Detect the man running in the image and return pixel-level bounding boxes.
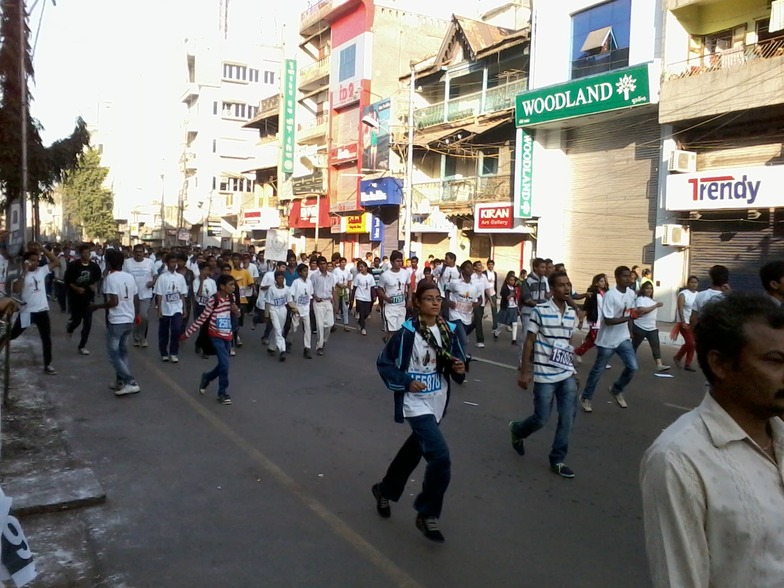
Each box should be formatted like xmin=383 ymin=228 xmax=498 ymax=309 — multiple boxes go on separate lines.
xmin=377 ymin=250 xmax=409 ymax=341
xmin=64 ymin=244 xmax=102 ymax=355
xmin=123 ymin=244 xmax=155 ymax=348
xmin=289 ymin=263 xmax=314 ymax=358
xmin=153 ymin=254 xmax=189 ymax=363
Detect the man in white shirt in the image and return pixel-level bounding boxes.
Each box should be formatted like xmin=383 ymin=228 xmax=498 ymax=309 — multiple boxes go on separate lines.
xmin=641 ymin=293 xmax=784 ymax=588
xmin=579 ymin=265 xmax=638 ymax=412
xmin=438 ymin=252 xmax=460 ymax=319
xmin=470 ymin=260 xmax=493 ymax=349
xmin=123 ymin=244 xmax=155 ymax=347
xmin=447 ymin=260 xmax=482 ymax=354
xmin=92 ymin=249 xmax=141 ymax=396
xmin=289 ymin=263 xmax=314 ymax=358
xmin=310 ymin=256 xmax=336 ymax=355
xmin=377 ymin=251 xmax=409 ymax=339
xmin=690 ymin=264 xmax=730 ymax=325
xmin=484 ymin=259 xmax=499 ymax=338
xmin=333 ymin=257 xmax=353 ymax=332
xmin=153 ymin=254 xmax=189 ymax=363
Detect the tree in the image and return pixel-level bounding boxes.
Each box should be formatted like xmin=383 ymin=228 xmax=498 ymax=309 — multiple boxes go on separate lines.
xmin=60 ymin=147 xmax=116 ymax=241
xmin=0 ymin=0 xmax=89 ymax=235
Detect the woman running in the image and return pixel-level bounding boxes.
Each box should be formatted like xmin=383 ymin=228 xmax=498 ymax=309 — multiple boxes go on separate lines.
xmin=672 ymin=275 xmax=698 ymax=371
xmin=575 ymin=273 xmax=607 ymax=362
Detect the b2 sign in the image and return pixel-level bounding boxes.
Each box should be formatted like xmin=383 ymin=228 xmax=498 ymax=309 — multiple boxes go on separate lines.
xmin=666 ymin=165 xmax=784 ymax=211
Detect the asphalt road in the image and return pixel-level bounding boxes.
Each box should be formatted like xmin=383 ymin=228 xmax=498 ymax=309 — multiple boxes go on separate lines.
xmin=34 ymin=308 xmax=706 ymax=588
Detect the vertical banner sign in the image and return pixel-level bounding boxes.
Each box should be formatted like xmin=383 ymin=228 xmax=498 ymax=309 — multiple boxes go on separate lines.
xmin=280 ymin=59 xmax=297 ymax=174
xmin=515 ymin=128 xmax=534 ymax=219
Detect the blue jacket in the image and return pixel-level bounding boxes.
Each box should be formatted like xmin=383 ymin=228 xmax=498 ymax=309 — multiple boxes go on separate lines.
xmin=376 ymin=318 xmax=466 ymax=423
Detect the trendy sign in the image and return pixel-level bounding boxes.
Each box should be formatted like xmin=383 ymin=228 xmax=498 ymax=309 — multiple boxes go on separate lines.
xmin=515 ymin=63 xmax=658 ymax=126
xmin=475 ymin=203 xmax=514 ymax=230
xmin=665 ymin=165 xmax=784 ymax=211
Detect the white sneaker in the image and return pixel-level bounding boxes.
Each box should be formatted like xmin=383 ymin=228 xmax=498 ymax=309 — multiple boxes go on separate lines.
xmin=579 ymin=396 xmax=592 ymax=413
xmin=230 ymin=349 xmax=236 ymax=357
xmin=361 ymin=329 xmax=367 ymax=336
xmin=78 ymin=348 xmax=90 ymax=355
xmin=115 ymin=383 xmax=141 ymax=396
xmin=170 ymin=355 xmax=179 ymax=363
xmin=605 ymin=364 xmax=612 ymax=369
xmin=609 ymin=385 xmax=628 ymax=408
xmin=657 ymin=364 xmax=671 ymax=372
xmin=477 ymin=342 xmax=486 ymax=348
xmin=161 ymin=355 xmax=169 ymax=362
xmin=141 ymin=339 xmax=149 ymax=348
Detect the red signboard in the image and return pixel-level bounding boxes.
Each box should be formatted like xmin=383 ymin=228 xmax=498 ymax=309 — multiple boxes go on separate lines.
xmin=475 ymin=203 xmax=514 ymax=230
xmin=289 ymin=197 xmax=331 ymax=229
xmin=330 ymin=142 xmax=358 ymax=165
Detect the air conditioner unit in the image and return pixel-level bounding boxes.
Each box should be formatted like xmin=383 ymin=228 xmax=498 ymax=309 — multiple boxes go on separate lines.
xmin=668 ymin=150 xmax=697 ymax=173
xmin=662 ymin=224 xmax=689 ymax=247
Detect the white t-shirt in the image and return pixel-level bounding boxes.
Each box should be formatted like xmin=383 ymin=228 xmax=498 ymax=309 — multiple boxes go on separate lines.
xmin=333 ymin=267 xmax=352 ymax=288
xmin=265 ymin=284 xmax=291 ymax=309
xmin=247 ymin=263 xmax=259 ymax=281
xmin=192 ymin=277 xmax=217 ymax=307
xmin=153 ymin=271 xmax=188 ymax=316
xmin=471 ymin=273 xmax=490 ymax=303
xmin=634 ymin=296 xmax=658 ymax=331
xmin=122 ymin=257 xmax=155 ymax=300
xmin=679 ymin=289 xmax=698 ymax=323
xmin=20 ymin=265 xmax=50 ymax=313
xmin=403 ymin=326 xmax=448 ymax=422
xmin=438 ymin=265 xmax=460 ymax=296
xmin=447 ymin=280 xmax=480 ymax=326
xmin=596 ymin=286 xmax=636 ymax=348
xmin=289 ymin=278 xmax=313 ymax=313
xmin=378 ymin=269 xmax=408 ymax=306
xmin=485 ymin=270 xmax=497 ymax=296
xmin=103 ymin=271 xmax=138 ymax=324
xmin=693 ymin=288 xmax=724 ymax=315
xmin=353 ymin=273 xmax=376 ymax=302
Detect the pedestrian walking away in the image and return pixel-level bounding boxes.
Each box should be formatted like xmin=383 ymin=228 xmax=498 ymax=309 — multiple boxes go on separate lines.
xmin=510 ymin=271 xmax=579 ymax=478
xmin=579 ymin=265 xmax=638 ymax=412
xmin=153 ymin=254 xmax=189 ymax=363
xmin=64 ymin=243 xmax=102 ymax=355
xmin=372 ymin=280 xmax=466 ymax=543
xmin=641 ymin=293 xmax=784 ymax=588
xmin=10 ymin=245 xmax=60 ymax=374
xmin=181 ymin=274 xmax=241 ymax=405
xmin=91 ymin=249 xmax=142 ymax=397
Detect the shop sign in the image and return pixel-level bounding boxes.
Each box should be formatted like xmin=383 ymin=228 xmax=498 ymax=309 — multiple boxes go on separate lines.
xmin=207 ymin=221 xmax=222 ymax=237
xmin=360 ymin=177 xmax=403 ymax=206
xmin=292 ymin=170 xmax=325 ymax=194
xmin=241 ymin=208 xmax=280 ymax=231
xmin=346 ymin=213 xmax=369 ymax=234
xmin=515 ymin=129 xmax=534 ymax=218
xmin=475 ymin=203 xmax=514 ymax=230
xmin=370 ymin=215 xmax=384 ymax=241
xmin=331 ymin=36 xmax=367 ymax=109
xmin=330 ymin=216 xmax=345 ymax=234
xmin=330 ymin=143 xmax=358 ymax=164
xmin=666 ymin=165 xmax=784 ymax=211
xmin=280 ymin=59 xmax=297 ymax=174
xmin=177 ymin=229 xmax=190 ymax=241
xmin=515 ymin=63 xmax=657 ymax=127
xmin=288 ymin=197 xmax=330 ymax=228
xmin=362 ymin=98 xmax=391 ymax=171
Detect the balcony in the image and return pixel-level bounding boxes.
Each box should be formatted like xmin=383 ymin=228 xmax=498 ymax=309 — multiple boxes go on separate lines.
xmin=259 ymin=95 xmax=280 ymax=118
xmin=180 ymin=82 xmax=199 ymax=104
xmin=412 ymin=175 xmax=512 ymax=208
xmin=414 ymin=78 xmax=528 ymax=129
xmin=300 ymin=0 xmax=358 ymax=35
xmin=297 ymin=114 xmax=329 ymax=145
xmin=299 ymin=55 xmax=330 ymax=91
xmin=660 ymin=37 xmax=784 ymax=123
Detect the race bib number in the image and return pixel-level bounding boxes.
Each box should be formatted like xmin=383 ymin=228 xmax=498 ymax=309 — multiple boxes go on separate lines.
xmin=215 ymin=316 xmax=232 ymax=330
xmin=297 ymin=295 xmax=310 ymax=306
xmin=455 ymin=300 xmax=473 ymax=314
xmin=165 ymin=292 xmax=181 ymax=303
xmin=197 ymin=296 xmax=209 ymax=306
xmin=407 ymin=372 xmax=442 ymax=393
xmin=549 ymin=341 xmax=575 ymax=369
xmin=390 ymin=294 xmax=405 ymax=305
xmin=272 ymin=297 xmax=287 ymax=307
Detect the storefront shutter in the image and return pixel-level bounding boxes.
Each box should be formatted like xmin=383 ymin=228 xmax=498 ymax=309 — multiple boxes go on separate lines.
xmin=564 ymin=112 xmax=660 ymax=291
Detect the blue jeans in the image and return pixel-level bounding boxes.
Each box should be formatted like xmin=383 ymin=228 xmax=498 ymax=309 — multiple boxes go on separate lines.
xmin=511 ymin=377 xmax=578 ymax=466
xmin=581 ymin=339 xmax=638 ymax=400
xmin=158 ymin=313 xmax=183 ymax=356
xmin=339 ymin=297 xmax=349 ymax=326
xmin=204 ymin=337 xmax=231 ymax=397
xmin=379 ymin=414 xmax=451 ymax=518
xmin=106 ymin=322 xmax=135 ymax=385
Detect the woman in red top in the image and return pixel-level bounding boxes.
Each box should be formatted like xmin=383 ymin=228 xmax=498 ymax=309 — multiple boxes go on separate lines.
xmin=181 ymin=275 xmax=241 ymax=405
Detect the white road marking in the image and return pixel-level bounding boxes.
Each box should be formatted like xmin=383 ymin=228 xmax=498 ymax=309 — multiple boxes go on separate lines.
xmin=664 ymin=403 xmax=693 ymax=412
xmin=471 ymin=356 xmax=517 ymax=370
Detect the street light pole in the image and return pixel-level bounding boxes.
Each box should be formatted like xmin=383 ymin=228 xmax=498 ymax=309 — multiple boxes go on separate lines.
xmin=403 ymin=65 xmax=415 ymax=257
xmin=19 ymin=0 xmax=28 ymax=245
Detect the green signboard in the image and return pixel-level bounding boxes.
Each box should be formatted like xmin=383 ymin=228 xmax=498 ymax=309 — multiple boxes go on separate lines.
xmin=280 ymin=59 xmax=297 ymax=174
xmin=516 ymin=129 xmax=534 ymax=219
xmin=515 ymin=63 xmax=654 ymax=127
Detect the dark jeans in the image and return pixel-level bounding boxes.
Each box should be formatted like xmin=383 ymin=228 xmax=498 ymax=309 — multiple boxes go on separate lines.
xmin=510 ymin=376 xmax=578 ymax=466
xmin=632 ymin=324 xmax=662 ymax=361
xmin=379 ymin=414 xmax=451 ymax=519
xmin=158 ymin=313 xmax=183 ymax=357
xmin=204 ymin=337 xmax=231 ymax=397
xmin=67 ymin=295 xmax=93 ymax=349
xmin=356 ymin=300 xmax=372 ymax=330
xmin=489 ymin=296 xmax=498 ymax=331
xmin=472 ymin=304 xmax=485 ymax=343
xmin=453 ymin=320 xmax=474 ymax=353
xmin=53 ymin=280 xmax=67 ymax=312
xmin=11 ymin=311 xmax=52 ymax=367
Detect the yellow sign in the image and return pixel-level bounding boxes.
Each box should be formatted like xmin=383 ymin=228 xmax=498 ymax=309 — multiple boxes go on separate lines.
xmin=345 ymin=213 xmax=368 ymax=234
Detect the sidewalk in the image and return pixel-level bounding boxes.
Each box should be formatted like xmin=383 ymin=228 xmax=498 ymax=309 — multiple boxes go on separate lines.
xmin=1 ymin=332 xmax=107 ymax=586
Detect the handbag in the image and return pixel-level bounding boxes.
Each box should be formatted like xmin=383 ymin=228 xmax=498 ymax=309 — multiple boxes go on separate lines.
xmin=195 ymin=296 xmax=219 ymax=356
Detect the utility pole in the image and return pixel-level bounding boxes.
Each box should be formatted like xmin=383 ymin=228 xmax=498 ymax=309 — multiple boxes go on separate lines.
xmin=403 ymin=65 xmax=415 ymax=257
xmin=160 ymin=173 xmax=166 ymax=246
xmin=18 ymin=0 xmax=28 ymax=247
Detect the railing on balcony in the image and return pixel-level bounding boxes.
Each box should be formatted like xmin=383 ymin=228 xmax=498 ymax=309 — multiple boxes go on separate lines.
xmin=664 ymin=37 xmax=784 ymax=80
xmin=300 ymin=55 xmax=331 ymax=84
xmin=412 ymin=175 xmax=512 ymax=205
xmin=300 ymin=0 xmax=350 ymax=29
xmin=414 ymin=78 xmax=528 ymax=129
xmin=297 ymin=114 xmax=329 ymax=141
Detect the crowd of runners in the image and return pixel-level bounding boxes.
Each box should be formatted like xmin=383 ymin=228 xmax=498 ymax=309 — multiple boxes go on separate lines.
xmin=3 ymin=239 xmax=784 ymax=548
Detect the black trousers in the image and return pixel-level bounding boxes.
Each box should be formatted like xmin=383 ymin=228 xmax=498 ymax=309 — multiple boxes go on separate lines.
xmin=66 ymin=294 xmax=93 ymax=349
xmin=11 ymin=310 xmax=53 ymax=367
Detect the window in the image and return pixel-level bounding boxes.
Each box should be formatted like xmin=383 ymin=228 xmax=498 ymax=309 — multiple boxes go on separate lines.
xmin=213 ymin=101 xmax=218 ymax=115
xmin=480 ymin=148 xmax=499 ymax=176
xmin=221 ymin=102 xmax=255 ymax=120
xmin=225 ymin=192 xmax=234 ymax=207
xmin=222 ymin=63 xmax=248 ymax=82
xmin=250 ymin=68 xmax=259 ymax=83
xmin=263 ymin=70 xmax=275 ymax=84
xmin=217 ymin=176 xmax=255 ymax=193
xmin=571 ymin=0 xmax=631 ymax=80
xmin=338 ymin=44 xmax=357 ymax=82
xmin=212 ymin=139 xmax=217 ymax=153
xmin=444 ymin=155 xmax=458 ymax=178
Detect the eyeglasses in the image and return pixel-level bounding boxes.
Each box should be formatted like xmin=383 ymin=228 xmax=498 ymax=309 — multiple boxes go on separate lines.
xmin=420 ymin=296 xmax=444 ymax=303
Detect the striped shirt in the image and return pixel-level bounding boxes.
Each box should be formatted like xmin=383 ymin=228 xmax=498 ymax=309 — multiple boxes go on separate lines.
xmin=527 ymin=299 xmax=577 ymax=383
xmin=184 ymin=295 xmax=234 ymax=341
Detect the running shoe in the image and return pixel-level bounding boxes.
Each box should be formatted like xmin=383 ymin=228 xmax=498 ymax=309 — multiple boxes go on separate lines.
xmin=44 ymin=365 xmax=57 ymax=375
xmin=170 ymin=355 xmax=179 ymax=363
xmin=550 ymin=463 xmax=576 ymax=478
xmin=508 ymin=421 xmax=525 ymax=455
xmin=415 ymin=514 xmax=445 ymax=543
xmin=218 ymin=394 xmax=232 ymax=405
xmin=115 ymin=383 xmax=141 ymax=397
xmin=199 ymin=374 xmax=209 ymax=395
xmin=371 ymin=483 xmax=390 ymax=518
xmin=579 ymin=396 xmax=593 ymax=413
xmin=78 ymin=348 xmax=90 ymax=355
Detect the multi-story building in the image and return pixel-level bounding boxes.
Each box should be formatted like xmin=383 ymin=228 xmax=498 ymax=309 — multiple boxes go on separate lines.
xmin=656 ymin=0 xmax=784 ymax=304
xmin=512 ymin=0 xmax=663 ymax=293
xmin=179 ymin=5 xmax=282 ymax=248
